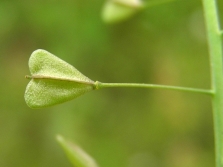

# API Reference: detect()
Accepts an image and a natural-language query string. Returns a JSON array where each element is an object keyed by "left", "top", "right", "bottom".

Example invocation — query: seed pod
[{"left": 24, "top": 49, "right": 95, "bottom": 109}]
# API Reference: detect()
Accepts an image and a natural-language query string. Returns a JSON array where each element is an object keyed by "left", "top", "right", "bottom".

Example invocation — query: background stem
[{"left": 202, "top": 0, "right": 223, "bottom": 167}]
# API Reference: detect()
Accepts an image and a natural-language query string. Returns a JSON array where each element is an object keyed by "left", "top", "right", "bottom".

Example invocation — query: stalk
[
  {"left": 96, "top": 81, "right": 213, "bottom": 95},
  {"left": 202, "top": 0, "right": 223, "bottom": 167}
]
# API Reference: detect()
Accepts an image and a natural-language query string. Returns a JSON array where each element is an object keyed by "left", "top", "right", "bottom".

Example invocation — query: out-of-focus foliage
[
  {"left": 0, "top": 0, "right": 218, "bottom": 167},
  {"left": 102, "top": 0, "right": 143, "bottom": 24},
  {"left": 57, "top": 135, "right": 99, "bottom": 167}
]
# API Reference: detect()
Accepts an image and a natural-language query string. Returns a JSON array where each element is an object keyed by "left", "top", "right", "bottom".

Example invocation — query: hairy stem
[{"left": 202, "top": 0, "right": 223, "bottom": 167}]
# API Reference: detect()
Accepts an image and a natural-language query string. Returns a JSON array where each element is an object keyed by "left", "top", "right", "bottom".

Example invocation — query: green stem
[
  {"left": 96, "top": 81, "right": 213, "bottom": 95},
  {"left": 202, "top": 0, "right": 223, "bottom": 167}
]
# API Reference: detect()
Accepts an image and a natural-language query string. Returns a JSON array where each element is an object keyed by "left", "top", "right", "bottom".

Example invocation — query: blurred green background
[{"left": 0, "top": 0, "right": 219, "bottom": 166}]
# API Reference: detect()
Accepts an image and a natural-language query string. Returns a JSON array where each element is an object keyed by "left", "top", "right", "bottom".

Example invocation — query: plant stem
[
  {"left": 202, "top": 0, "right": 223, "bottom": 167},
  {"left": 96, "top": 81, "right": 213, "bottom": 95}
]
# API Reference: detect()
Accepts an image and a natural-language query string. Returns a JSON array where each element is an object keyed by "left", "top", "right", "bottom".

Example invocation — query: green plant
[
  {"left": 24, "top": 0, "right": 223, "bottom": 166},
  {"left": 25, "top": 49, "right": 212, "bottom": 109}
]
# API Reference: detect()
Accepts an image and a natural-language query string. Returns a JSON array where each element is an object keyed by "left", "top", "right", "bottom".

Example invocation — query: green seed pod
[
  {"left": 24, "top": 49, "right": 95, "bottom": 109},
  {"left": 102, "top": 0, "right": 143, "bottom": 24}
]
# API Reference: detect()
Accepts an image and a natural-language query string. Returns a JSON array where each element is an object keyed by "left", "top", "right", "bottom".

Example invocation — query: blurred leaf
[
  {"left": 102, "top": 0, "right": 176, "bottom": 24},
  {"left": 24, "top": 49, "right": 95, "bottom": 109},
  {"left": 102, "top": 0, "right": 143, "bottom": 24},
  {"left": 56, "top": 135, "right": 99, "bottom": 167}
]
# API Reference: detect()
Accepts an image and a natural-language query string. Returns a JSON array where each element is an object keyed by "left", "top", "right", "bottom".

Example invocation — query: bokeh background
[{"left": 0, "top": 0, "right": 221, "bottom": 166}]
